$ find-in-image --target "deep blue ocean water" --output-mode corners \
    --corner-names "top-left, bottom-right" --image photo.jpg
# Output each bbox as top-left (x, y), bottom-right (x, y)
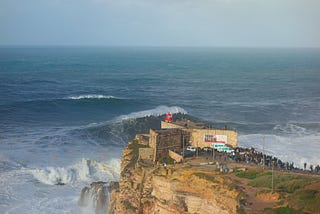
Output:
top-left (0, 47), bottom-right (319, 213)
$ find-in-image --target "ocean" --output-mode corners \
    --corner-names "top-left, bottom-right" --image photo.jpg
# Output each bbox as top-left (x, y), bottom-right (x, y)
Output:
top-left (0, 47), bottom-right (319, 213)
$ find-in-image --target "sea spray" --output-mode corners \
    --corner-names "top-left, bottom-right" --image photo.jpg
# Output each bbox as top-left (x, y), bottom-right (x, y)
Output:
top-left (30, 158), bottom-right (120, 186)
top-left (79, 182), bottom-right (109, 214)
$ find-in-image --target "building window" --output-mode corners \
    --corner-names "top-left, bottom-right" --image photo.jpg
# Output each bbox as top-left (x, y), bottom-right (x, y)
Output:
top-left (204, 134), bottom-right (216, 142)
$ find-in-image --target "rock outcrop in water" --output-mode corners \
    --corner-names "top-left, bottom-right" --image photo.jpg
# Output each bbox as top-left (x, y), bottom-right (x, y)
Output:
top-left (108, 140), bottom-right (240, 214)
top-left (79, 181), bottom-right (109, 214)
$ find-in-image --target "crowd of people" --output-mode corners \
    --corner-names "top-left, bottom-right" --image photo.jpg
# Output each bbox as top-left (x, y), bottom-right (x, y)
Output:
top-left (225, 147), bottom-right (320, 174)
top-left (205, 146), bottom-right (320, 174)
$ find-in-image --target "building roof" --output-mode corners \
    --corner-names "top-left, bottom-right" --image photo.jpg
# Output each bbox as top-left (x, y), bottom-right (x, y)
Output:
top-left (172, 119), bottom-right (209, 129)
top-left (152, 128), bottom-right (183, 134)
top-left (171, 119), bottom-right (236, 131)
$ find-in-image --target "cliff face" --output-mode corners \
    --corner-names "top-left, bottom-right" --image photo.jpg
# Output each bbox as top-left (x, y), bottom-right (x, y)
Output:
top-left (108, 141), bottom-right (240, 214)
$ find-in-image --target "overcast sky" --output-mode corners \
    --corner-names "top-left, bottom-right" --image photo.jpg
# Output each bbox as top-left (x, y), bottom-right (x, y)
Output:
top-left (1, 0), bottom-right (319, 47)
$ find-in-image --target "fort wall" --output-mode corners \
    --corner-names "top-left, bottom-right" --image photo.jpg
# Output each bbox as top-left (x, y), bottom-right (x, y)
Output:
top-left (168, 150), bottom-right (183, 163)
top-left (161, 121), bottom-right (238, 148)
top-left (161, 121), bottom-right (187, 130)
top-left (149, 129), bottom-right (183, 162)
top-left (190, 129), bottom-right (238, 148)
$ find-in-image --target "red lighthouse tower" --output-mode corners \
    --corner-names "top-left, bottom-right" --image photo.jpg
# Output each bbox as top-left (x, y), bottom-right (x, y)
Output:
top-left (165, 112), bottom-right (173, 123)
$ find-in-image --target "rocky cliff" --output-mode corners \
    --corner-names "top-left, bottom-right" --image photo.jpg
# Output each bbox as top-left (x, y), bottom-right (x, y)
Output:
top-left (108, 140), bottom-right (240, 214)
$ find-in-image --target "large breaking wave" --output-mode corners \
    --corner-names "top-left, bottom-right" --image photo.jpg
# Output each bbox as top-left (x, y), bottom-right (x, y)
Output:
top-left (73, 105), bottom-right (188, 145)
top-left (24, 105), bottom-right (187, 186)
top-left (30, 158), bottom-right (120, 186)
top-left (116, 105), bottom-right (187, 121)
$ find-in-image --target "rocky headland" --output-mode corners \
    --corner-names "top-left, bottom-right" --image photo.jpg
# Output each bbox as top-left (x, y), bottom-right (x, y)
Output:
top-left (107, 139), bottom-right (240, 214)
top-left (81, 138), bottom-right (320, 214)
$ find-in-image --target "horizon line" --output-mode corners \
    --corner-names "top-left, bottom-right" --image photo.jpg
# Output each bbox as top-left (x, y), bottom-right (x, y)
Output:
top-left (1, 44), bottom-right (320, 49)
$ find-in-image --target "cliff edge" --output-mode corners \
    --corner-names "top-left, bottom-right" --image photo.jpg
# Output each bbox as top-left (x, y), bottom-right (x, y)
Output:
top-left (108, 140), bottom-right (240, 214)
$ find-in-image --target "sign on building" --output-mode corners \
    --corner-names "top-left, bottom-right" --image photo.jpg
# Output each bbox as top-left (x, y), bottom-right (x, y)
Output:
top-left (212, 143), bottom-right (232, 152)
top-left (204, 134), bottom-right (228, 144)
top-left (213, 143), bottom-right (225, 149)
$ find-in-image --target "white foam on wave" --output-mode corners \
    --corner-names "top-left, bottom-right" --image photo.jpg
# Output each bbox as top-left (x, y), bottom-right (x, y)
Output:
top-left (30, 158), bottom-right (120, 186)
top-left (117, 105), bottom-right (187, 121)
top-left (0, 156), bottom-right (121, 213)
top-left (65, 94), bottom-right (117, 100)
top-left (239, 133), bottom-right (320, 168)
top-left (273, 123), bottom-right (308, 135)
top-left (215, 100), bottom-right (278, 107)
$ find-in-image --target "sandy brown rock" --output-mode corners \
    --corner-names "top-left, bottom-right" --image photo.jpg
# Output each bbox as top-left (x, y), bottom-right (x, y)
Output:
top-left (109, 141), bottom-right (240, 214)
top-left (256, 192), bottom-right (280, 202)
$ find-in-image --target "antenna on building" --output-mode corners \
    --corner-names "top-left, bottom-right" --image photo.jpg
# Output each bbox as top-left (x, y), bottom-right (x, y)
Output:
top-left (272, 161), bottom-right (274, 192)
top-left (182, 133), bottom-right (185, 159)
top-left (262, 136), bottom-right (265, 170)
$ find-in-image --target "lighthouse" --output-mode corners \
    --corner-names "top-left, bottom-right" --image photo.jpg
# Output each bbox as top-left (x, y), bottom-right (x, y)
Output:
top-left (164, 112), bottom-right (173, 123)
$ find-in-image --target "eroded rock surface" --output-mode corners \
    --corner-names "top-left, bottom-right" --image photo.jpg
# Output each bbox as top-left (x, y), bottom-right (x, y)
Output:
top-left (108, 141), bottom-right (240, 214)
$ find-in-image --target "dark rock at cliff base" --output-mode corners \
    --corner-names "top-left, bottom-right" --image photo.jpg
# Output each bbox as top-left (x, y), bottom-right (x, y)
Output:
top-left (108, 181), bottom-right (119, 192)
top-left (79, 181), bottom-right (109, 214)
top-left (107, 181), bottom-right (119, 214)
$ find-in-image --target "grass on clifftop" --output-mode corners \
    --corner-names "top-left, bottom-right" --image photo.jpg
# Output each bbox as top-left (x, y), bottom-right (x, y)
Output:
top-left (193, 172), bottom-right (238, 191)
top-left (249, 173), bottom-right (317, 193)
top-left (236, 170), bottom-right (270, 180)
top-left (127, 139), bottom-right (150, 166)
top-left (236, 169), bottom-right (320, 213)
top-left (193, 172), bottom-right (216, 183)
top-left (263, 206), bottom-right (302, 214)
top-left (128, 139), bottom-right (149, 155)
top-left (289, 189), bottom-right (320, 213)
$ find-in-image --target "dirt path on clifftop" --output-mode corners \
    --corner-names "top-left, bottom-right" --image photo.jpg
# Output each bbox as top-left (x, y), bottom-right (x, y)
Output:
top-left (226, 173), bottom-right (277, 213)
top-left (187, 159), bottom-right (279, 213)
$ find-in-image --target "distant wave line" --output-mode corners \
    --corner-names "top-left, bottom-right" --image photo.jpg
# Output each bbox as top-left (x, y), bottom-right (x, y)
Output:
top-left (0, 94), bottom-right (123, 105)
top-left (65, 94), bottom-right (119, 100)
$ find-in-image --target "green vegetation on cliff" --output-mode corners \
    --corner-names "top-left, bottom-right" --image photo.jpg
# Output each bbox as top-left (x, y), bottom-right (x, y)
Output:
top-left (128, 139), bottom-right (149, 155)
top-left (236, 169), bottom-right (320, 214)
